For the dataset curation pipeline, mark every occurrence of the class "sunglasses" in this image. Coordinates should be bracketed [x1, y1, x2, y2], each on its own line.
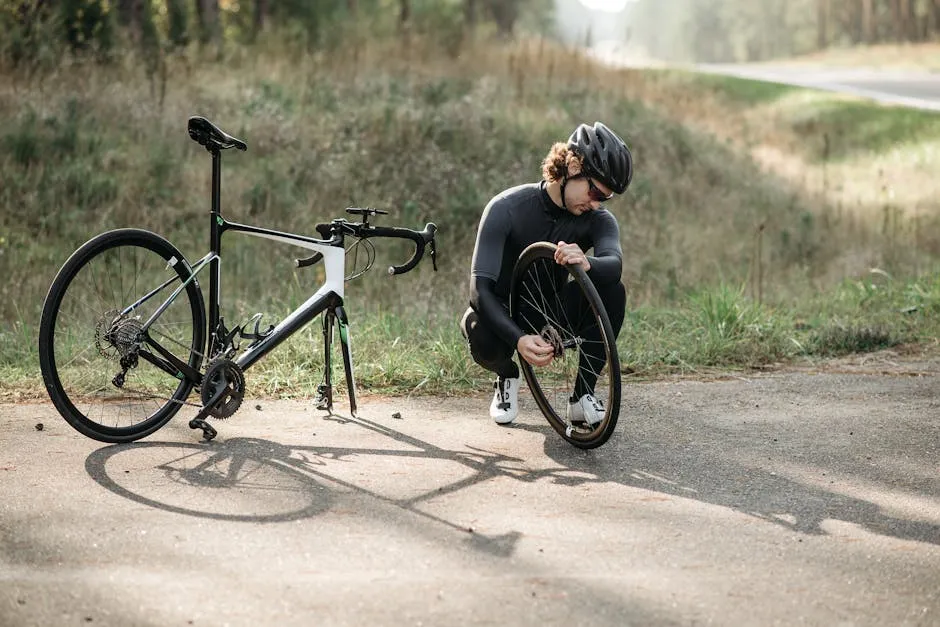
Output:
[579, 175, 614, 202]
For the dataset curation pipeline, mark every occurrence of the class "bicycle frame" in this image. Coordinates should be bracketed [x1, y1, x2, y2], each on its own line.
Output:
[39, 116, 436, 444]
[203, 150, 352, 371]
[131, 148, 349, 373]
[134, 148, 384, 436]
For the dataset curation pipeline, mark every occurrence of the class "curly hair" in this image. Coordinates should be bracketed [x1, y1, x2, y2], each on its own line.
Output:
[541, 142, 584, 183]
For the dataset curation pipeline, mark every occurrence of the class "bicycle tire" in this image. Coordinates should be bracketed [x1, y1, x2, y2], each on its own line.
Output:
[509, 242, 621, 449]
[39, 229, 206, 443]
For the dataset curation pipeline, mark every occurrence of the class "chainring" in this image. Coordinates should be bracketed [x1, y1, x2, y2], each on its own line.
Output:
[200, 358, 246, 419]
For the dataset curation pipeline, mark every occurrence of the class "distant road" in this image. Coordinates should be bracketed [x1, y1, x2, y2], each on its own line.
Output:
[588, 44, 940, 111]
[696, 64, 940, 111]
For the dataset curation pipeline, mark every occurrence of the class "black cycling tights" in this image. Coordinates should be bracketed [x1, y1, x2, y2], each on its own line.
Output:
[461, 280, 625, 399]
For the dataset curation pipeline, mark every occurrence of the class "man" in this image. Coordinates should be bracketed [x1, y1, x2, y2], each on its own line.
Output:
[461, 121, 632, 426]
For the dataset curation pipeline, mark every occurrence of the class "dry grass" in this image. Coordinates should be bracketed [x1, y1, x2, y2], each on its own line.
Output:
[776, 42, 940, 70]
[4, 34, 940, 394]
[613, 65, 940, 290]
[3, 34, 939, 313]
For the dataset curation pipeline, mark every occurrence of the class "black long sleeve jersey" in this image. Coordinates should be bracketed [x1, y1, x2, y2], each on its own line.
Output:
[468, 181, 623, 349]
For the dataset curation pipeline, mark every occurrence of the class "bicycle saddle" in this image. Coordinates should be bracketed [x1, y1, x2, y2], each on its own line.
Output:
[187, 116, 248, 152]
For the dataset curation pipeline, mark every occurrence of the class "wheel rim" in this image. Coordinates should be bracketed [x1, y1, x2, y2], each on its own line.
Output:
[47, 239, 200, 436]
[511, 244, 620, 446]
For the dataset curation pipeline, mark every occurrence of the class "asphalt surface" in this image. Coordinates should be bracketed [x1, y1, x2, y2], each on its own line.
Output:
[2, 354, 939, 626]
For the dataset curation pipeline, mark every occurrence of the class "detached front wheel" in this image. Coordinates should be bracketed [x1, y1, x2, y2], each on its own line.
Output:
[509, 242, 621, 449]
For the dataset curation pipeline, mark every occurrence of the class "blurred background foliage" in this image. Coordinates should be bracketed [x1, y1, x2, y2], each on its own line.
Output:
[2, 0, 940, 395]
[6, 0, 940, 69]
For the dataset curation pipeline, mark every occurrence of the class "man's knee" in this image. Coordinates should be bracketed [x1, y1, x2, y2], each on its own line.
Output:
[460, 307, 515, 369]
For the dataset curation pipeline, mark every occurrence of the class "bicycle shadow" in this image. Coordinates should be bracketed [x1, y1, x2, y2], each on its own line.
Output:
[83, 414, 581, 557]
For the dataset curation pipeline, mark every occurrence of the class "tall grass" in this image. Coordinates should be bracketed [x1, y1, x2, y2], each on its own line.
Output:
[2, 31, 940, 398]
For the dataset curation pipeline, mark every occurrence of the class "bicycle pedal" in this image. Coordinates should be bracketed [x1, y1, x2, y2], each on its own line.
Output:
[315, 383, 332, 410]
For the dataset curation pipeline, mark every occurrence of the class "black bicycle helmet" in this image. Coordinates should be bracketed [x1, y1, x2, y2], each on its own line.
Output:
[567, 122, 633, 194]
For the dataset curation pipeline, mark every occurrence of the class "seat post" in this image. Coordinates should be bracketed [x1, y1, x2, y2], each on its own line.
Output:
[210, 147, 222, 218]
[208, 147, 223, 355]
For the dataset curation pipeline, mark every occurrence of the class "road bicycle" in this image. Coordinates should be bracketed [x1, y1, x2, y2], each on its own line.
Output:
[38, 116, 438, 443]
[38, 116, 621, 449]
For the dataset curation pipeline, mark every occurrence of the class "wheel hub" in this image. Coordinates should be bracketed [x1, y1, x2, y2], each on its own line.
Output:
[540, 324, 565, 358]
[96, 310, 143, 359]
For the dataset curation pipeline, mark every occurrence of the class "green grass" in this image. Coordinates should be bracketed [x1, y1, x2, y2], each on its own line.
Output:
[785, 101, 940, 162]
[4, 272, 938, 401]
[3, 34, 940, 399]
[682, 72, 799, 104]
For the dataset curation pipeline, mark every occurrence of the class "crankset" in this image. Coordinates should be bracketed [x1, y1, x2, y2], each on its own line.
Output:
[200, 358, 246, 419]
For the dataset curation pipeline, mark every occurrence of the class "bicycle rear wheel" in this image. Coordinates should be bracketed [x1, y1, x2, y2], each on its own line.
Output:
[509, 242, 621, 449]
[38, 229, 206, 443]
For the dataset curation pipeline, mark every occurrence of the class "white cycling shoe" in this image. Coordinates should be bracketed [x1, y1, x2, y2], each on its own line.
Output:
[489, 377, 519, 424]
[567, 393, 605, 426]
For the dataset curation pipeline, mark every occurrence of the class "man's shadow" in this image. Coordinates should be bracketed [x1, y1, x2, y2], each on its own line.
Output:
[507, 383, 940, 547]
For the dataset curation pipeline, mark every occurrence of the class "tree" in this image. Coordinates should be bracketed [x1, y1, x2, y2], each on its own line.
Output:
[861, 0, 874, 44]
[61, 0, 115, 52]
[167, 0, 189, 47]
[399, 0, 409, 28]
[194, 0, 220, 43]
[817, 0, 829, 48]
[253, 0, 268, 37]
[486, 0, 520, 38]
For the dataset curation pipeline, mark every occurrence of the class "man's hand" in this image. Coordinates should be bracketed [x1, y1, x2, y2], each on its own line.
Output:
[517, 334, 554, 367]
[555, 241, 591, 271]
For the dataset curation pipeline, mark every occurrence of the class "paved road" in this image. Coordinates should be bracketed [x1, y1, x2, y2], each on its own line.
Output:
[588, 44, 940, 111]
[2, 358, 939, 626]
[698, 64, 940, 111]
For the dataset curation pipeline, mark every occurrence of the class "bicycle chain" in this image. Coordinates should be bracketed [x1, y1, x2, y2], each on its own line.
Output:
[101, 327, 214, 409]
[100, 322, 247, 412]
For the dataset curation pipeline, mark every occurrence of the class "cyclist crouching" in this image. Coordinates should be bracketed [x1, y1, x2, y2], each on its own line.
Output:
[460, 122, 632, 426]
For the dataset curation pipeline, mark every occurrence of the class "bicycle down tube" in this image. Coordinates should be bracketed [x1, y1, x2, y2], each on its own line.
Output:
[210, 217, 346, 372]
[38, 116, 439, 445]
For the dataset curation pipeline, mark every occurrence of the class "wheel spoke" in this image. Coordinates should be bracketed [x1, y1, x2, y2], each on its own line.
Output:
[39, 231, 205, 443]
[510, 243, 621, 449]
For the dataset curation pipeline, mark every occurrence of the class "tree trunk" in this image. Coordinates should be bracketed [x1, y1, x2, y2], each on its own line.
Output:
[195, 0, 220, 43]
[931, 0, 940, 37]
[464, 0, 477, 27]
[890, 0, 902, 41]
[861, 0, 874, 43]
[117, 0, 144, 40]
[253, 0, 268, 37]
[487, 0, 519, 38]
[899, 0, 914, 40]
[817, 0, 829, 49]
[398, 0, 410, 28]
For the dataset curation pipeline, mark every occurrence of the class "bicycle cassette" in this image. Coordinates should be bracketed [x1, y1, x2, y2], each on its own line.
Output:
[201, 358, 245, 419]
[540, 324, 565, 358]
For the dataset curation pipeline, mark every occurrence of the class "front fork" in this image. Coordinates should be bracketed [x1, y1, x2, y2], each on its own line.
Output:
[316, 305, 358, 417]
